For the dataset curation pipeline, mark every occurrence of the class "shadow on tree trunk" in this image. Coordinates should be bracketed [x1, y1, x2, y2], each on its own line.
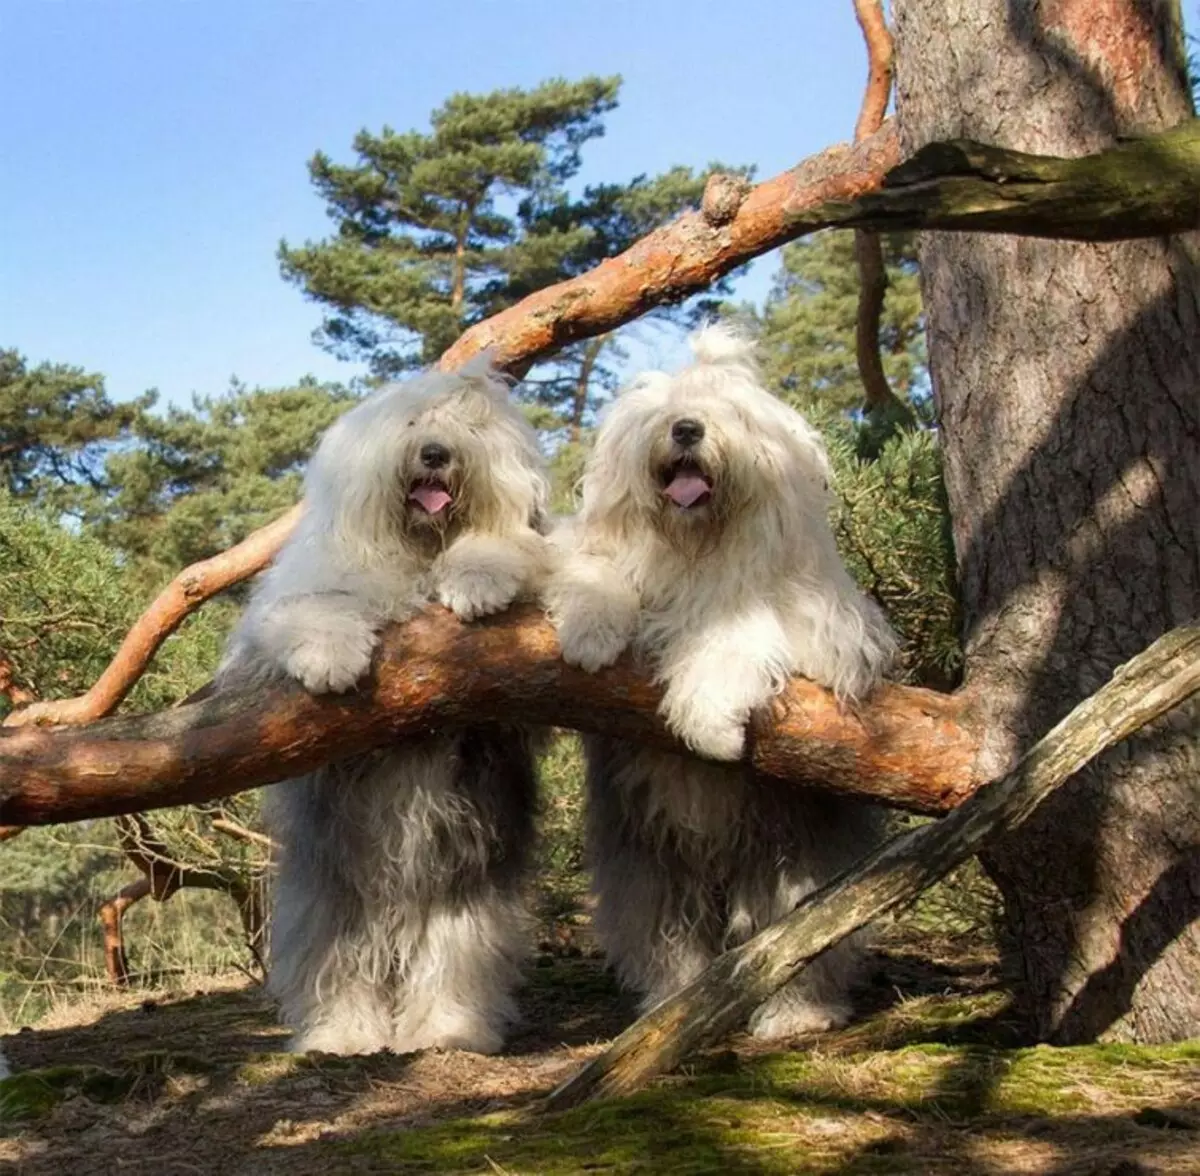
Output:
[952, 257, 1200, 1043]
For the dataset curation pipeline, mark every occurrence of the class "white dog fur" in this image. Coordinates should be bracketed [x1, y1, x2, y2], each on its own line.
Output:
[220, 358, 551, 1056]
[545, 325, 897, 1035]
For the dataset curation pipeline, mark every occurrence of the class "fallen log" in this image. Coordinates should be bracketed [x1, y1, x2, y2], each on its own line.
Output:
[0, 605, 982, 827]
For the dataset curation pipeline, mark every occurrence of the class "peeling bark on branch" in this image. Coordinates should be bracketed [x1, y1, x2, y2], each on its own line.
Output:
[545, 622, 1200, 1110]
[0, 605, 982, 828]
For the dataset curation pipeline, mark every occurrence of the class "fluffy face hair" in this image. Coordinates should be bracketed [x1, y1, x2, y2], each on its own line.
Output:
[551, 324, 897, 709]
[304, 356, 548, 566]
[576, 325, 835, 561]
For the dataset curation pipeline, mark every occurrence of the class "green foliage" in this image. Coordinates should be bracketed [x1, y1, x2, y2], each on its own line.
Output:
[752, 229, 926, 414]
[521, 164, 749, 437]
[0, 349, 153, 507]
[0, 490, 233, 712]
[821, 419, 963, 689]
[744, 227, 960, 689]
[279, 76, 622, 375]
[280, 76, 745, 435]
[81, 378, 358, 587]
[0, 493, 257, 1022]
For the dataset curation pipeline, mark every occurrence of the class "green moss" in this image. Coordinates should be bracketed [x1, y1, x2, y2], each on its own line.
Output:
[234, 1052, 303, 1087]
[0, 1051, 220, 1126]
[0, 1065, 138, 1125]
[331, 1041, 1200, 1174]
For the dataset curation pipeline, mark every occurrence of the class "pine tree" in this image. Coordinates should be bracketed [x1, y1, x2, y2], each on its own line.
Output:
[520, 166, 746, 442]
[80, 378, 359, 584]
[279, 77, 621, 376]
[752, 230, 925, 414]
[0, 349, 153, 506]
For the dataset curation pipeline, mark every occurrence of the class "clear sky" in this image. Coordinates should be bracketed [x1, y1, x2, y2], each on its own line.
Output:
[2, 1, 870, 407]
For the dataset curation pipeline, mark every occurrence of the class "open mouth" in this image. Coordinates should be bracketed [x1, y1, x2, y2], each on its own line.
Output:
[660, 460, 713, 509]
[407, 477, 454, 516]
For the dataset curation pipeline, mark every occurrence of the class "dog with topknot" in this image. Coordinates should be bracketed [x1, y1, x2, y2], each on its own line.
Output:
[220, 358, 550, 1056]
[546, 326, 897, 1035]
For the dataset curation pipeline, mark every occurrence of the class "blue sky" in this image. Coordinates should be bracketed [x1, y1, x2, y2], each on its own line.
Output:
[2, 2, 869, 407]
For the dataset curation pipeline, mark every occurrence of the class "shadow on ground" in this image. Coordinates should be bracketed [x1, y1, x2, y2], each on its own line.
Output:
[2, 937, 1197, 1175]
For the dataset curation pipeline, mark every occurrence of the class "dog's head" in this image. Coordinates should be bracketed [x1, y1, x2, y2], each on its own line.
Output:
[306, 356, 548, 561]
[579, 325, 834, 553]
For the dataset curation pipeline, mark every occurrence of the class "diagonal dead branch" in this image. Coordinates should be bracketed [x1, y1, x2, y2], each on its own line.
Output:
[544, 621, 1200, 1110]
[0, 605, 983, 828]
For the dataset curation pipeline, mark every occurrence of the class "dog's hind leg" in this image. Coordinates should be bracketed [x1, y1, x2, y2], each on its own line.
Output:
[585, 738, 728, 1011]
[593, 839, 723, 1012]
[388, 729, 537, 1055]
[389, 887, 529, 1055]
[738, 795, 884, 1039]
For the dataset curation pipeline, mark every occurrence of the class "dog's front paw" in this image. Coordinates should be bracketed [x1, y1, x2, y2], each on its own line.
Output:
[282, 614, 378, 694]
[437, 564, 522, 622]
[663, 691, 749, 762]
[555, 608, 629, 673]
[676, 713, 747, 762]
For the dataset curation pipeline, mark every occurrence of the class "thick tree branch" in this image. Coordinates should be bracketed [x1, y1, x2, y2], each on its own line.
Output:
[0, 605, 982, 828]
[437, 124, 903, 373]
[545, 621, 1200, 1110]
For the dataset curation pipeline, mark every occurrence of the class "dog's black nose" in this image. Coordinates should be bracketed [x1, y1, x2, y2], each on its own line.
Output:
[420, 442, 451, 469]
[671, 418, 705, 446]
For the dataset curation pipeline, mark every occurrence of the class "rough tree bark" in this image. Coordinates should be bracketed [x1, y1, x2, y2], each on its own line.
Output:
[892, 0, 1200, 1042]
[0, 607, 982, 827]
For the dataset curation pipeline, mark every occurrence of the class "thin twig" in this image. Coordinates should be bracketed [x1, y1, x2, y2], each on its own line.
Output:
[851, 0, 914, 423]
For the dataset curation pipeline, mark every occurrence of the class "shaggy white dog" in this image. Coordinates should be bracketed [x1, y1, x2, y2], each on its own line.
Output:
[219, 358, 551, 1056]
[546, 326, 897, 1036]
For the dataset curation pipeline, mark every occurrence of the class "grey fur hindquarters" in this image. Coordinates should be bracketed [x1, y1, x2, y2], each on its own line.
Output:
[265, 728, 537, 1057]
[583, 740, 885, 1037]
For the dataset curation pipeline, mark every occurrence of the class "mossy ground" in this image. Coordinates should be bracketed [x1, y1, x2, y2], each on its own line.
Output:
[2, 934, 1197, 1175]
[2, 746, 1195, 1172]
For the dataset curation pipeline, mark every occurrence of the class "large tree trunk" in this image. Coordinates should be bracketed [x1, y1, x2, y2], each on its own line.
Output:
[892, 0, 1200, 1042]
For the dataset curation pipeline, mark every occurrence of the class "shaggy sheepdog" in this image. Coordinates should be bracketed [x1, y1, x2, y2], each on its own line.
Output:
[545, 326, 897, 1036]
[219, 359, 551, 1056]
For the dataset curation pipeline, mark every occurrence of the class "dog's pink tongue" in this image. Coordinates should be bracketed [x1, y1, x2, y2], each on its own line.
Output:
[409, 484, 452, 514]
[664, 472, 711, 508]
